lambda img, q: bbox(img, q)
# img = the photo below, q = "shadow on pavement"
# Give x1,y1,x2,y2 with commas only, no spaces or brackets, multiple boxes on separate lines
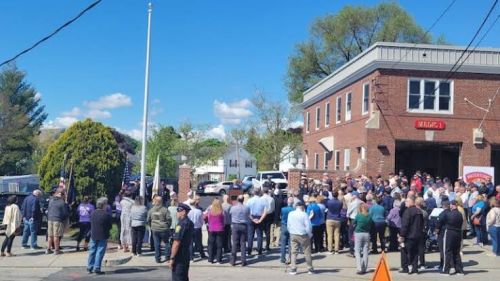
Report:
112,267,157,274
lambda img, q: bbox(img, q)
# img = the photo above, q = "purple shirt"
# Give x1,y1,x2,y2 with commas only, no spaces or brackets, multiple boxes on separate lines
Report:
387,207,401,228
207,212,224,232
78,203,95,223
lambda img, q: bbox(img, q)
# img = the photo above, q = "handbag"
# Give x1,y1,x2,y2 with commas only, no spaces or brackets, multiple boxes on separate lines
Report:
472,216,481,226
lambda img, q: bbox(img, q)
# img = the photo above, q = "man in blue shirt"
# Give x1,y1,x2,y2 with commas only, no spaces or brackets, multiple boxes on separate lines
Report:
306,195,324,253
246,189,267,256
21,189,43,249
325,191,343,254
280,197,294,263
368,198,386,253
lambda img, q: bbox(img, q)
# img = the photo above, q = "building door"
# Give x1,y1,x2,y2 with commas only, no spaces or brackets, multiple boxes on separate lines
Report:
395,141,460,179
492,145,500,185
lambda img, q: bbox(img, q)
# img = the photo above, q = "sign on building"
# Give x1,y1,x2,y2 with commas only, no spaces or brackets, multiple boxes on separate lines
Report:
463,166,495,184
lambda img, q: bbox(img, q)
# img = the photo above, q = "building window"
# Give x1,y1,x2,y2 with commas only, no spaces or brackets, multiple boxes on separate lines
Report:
362,83,369,115
245,160,253,168
324,152,331,170
314,153,319,170
407,79,453,113
345,93,352,121
325,102,330,127
315,107,320,130
229,160,238,168
334,150,340,170
336,96,341,123
344,149,350,171
306,112,310,133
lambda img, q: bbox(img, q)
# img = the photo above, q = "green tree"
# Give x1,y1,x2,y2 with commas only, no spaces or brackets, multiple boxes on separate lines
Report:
175,122,226,168
246,92,302,170
145,125,180,177
286,2,433,104
38,119,124,199
0,65,47,175
31,129,63,174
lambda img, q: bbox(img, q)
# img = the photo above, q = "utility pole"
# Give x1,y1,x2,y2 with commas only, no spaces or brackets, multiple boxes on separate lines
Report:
140,2,153,198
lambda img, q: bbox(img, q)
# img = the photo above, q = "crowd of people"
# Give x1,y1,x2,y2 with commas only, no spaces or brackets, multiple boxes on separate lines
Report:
1,171,500,279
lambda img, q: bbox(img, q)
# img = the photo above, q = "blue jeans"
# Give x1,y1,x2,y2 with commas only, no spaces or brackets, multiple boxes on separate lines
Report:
87,239,107,272
152,230,171,262
488,226,500,255
279,225,290,263
21,219,38,248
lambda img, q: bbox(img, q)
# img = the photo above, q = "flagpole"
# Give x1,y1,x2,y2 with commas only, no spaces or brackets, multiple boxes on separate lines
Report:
140,2,153,199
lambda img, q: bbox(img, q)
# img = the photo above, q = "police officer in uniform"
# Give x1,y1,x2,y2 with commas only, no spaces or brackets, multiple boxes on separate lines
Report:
168,203,194,281
440,200,465,275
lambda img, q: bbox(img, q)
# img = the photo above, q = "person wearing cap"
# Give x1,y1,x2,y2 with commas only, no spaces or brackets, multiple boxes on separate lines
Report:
168,203,194,281
439,200,465,275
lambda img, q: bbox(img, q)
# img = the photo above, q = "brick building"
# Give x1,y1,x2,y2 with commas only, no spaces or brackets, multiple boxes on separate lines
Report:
301,42,500,181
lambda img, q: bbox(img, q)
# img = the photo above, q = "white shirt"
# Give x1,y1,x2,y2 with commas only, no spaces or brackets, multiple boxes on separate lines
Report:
262,193,275,214
347,198,362,219
287,209,312,236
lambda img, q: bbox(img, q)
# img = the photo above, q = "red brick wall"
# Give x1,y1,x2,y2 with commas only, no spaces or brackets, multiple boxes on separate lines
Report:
178,164,191,203
303,72,380,176
303,68,500,177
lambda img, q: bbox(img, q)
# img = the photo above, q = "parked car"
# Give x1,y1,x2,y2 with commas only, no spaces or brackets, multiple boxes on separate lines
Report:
196,180,217,194
241,176,256,192
255,171,288,190
204,181,232,195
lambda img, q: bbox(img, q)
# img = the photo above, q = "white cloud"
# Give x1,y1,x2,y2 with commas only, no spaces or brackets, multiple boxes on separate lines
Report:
207,124,226,140
34,92,42,101
288,120,304,129
44,93,133,128
213,98,253,125
118,128,143,141
84,93,132,110
43,116,78,129
61,107,82,118
85,109,112,119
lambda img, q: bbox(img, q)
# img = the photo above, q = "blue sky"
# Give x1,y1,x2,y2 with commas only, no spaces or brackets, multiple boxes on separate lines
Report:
1,0,499,140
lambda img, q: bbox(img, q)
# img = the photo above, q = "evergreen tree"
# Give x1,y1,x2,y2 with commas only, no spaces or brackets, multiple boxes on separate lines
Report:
0,65,47,175
38,119,124,199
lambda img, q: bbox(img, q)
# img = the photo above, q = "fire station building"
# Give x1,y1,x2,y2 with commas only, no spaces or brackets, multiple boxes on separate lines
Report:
302,42,500,181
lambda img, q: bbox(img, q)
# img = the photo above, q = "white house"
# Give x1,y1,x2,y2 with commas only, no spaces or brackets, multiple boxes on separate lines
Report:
194,145,257,182
279,147,304,172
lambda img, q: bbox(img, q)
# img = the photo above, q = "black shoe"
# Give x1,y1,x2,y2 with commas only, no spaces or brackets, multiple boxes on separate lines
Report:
409,270,418,275
94,271,105,275
399,269,409,274
87,268,93,274
241,262,247,267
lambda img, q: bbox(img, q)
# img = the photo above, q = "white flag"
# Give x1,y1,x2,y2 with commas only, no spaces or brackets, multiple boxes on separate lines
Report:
152,155,160,200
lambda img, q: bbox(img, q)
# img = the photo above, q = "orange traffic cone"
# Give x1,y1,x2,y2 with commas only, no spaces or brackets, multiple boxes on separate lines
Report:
371,252,392,281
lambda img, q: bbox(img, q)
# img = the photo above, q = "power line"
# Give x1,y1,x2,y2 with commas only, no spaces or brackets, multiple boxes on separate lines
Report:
389,0,457,69
0,0,102,68
407,0,499,110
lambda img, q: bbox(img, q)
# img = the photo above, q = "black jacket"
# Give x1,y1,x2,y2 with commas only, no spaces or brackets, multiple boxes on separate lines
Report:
90,209,112,240
440,209,463,232
400,206,425,240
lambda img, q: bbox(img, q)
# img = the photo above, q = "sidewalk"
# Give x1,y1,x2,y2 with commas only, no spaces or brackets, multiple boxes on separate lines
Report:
0,234,498,270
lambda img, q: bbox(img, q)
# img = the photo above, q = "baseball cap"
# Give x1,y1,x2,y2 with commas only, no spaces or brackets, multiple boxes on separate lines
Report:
295,201,305,207
177,203,191,213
